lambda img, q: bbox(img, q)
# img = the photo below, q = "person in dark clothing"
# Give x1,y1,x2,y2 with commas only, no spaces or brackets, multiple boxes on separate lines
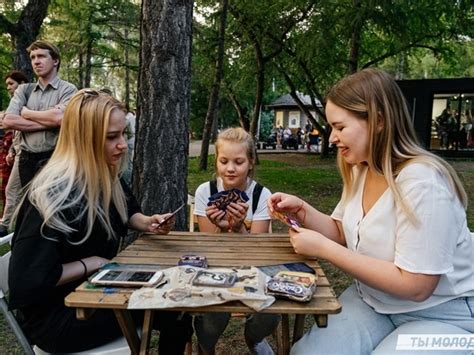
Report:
8,89,192,353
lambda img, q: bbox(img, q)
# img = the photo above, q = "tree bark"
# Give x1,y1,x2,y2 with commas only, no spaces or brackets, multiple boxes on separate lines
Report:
347,0,362,74
134,0,193,231
226,83,250,131
124,28,131,111
0,0,50,79
85,19,93,88
199,0,228,171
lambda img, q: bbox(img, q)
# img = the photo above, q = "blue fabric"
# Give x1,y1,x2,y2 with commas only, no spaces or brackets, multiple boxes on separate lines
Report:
291,285,474,355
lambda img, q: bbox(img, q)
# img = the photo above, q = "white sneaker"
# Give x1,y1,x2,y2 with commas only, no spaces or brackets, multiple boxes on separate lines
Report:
249,338,274,355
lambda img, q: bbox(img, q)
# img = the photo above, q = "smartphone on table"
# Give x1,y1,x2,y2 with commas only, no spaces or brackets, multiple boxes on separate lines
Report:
90,269,164,287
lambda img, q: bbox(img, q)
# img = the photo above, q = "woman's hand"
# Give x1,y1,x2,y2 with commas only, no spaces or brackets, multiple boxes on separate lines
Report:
268,192,304,214
288,228,329,258
57,256,111,286
86,256,110,273
148,213,175,234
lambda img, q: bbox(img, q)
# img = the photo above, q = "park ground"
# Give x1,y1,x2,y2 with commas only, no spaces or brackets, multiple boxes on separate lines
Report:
1,153,473,354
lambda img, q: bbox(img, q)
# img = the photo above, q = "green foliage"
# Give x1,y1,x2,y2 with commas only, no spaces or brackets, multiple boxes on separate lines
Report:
0,0,473,128
259,110,274,140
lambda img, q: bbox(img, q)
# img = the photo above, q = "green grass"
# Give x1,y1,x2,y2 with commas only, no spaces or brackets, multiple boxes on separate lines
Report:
1,153,473,354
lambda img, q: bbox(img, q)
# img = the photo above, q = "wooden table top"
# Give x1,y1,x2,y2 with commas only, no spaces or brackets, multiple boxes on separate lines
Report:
65,232,341,315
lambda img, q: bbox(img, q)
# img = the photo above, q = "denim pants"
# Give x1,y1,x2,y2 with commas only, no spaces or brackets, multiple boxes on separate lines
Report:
291,284,474,355
194,312,281,351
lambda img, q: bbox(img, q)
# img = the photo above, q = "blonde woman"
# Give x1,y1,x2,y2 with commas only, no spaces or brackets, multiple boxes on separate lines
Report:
8,89,192,353
268,69,473,354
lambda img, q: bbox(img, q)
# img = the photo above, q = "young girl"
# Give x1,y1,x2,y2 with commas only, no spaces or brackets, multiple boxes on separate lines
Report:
193,127,280,355
268,69,474,355
8,89,192,353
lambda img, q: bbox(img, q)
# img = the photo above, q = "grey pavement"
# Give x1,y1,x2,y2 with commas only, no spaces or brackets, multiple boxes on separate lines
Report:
189,140,215,157
189,140,318,157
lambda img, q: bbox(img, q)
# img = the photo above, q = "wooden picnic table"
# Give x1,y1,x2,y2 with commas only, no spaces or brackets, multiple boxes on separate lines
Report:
65,232,341,355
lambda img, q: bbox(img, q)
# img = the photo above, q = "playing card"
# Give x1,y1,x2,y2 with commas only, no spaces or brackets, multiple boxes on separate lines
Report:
207,188,249,211
272,210,302,231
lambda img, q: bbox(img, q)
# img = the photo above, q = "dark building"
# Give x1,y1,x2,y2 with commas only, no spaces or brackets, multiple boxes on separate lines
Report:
397,78,474,157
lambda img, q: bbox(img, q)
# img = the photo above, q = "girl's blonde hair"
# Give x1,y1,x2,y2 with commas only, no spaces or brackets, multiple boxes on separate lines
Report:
214,127,256,177
326,68,467,222
26,89,128,244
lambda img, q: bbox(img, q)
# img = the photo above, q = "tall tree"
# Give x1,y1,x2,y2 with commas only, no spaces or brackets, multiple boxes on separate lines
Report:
0,0,50,79
199,0,228,171
134,0,193,231
45,0,140,100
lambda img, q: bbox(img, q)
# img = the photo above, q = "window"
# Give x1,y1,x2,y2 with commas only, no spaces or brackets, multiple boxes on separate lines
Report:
288,111,300,128
430,93,473,151
276,111,283,128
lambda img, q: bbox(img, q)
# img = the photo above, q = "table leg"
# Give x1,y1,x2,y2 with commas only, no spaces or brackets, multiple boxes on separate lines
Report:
114,309,140,355
275,314,290,355
292,315,306,344
314,314,328,328
140,310,154,355
75,307,96,320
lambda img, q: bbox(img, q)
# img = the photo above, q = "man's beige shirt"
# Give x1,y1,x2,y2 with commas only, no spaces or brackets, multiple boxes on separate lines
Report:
6,76,77,153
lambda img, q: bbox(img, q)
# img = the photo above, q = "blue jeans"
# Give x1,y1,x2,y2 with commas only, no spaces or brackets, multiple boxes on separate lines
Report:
291,285,474,355
194,312,281,351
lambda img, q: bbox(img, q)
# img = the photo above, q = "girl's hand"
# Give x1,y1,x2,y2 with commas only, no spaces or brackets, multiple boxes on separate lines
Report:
205,202,249,232
149,213,175,234
289,228,328,258
226,201,249,232
268,192,304,215
205,205,228,230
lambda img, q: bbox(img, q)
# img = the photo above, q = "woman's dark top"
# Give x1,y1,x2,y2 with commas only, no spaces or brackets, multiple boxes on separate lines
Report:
8,181,141,343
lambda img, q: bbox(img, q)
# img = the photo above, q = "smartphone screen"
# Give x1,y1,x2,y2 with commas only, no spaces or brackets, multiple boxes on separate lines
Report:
90,269,163,287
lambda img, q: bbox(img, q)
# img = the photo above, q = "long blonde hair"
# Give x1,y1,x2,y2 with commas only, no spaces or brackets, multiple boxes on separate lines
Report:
326,69,467,222
27,89,128,244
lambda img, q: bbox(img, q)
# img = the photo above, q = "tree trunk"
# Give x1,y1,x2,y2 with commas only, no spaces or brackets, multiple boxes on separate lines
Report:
85,20,93,88
347,0,362,74
134,0,193,231
226,84,250,131
199,0,228,171
124,28,131,111
249,41,265,139
78,51,84,89
0,0,51,79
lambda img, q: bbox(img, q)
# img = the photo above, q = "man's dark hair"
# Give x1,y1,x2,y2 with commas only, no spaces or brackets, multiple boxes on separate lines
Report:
4,70,29,84
27,40,61,71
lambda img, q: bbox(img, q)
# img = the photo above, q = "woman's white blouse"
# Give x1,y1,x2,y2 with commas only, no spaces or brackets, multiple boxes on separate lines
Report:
332,163,474,314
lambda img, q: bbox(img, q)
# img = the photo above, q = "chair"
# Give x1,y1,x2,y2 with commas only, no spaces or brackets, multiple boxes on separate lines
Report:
187,194,196,232
0,233,131,355
0,233,34,355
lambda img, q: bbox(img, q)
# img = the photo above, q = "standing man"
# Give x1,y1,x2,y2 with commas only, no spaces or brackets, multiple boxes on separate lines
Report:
3,40,77,187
